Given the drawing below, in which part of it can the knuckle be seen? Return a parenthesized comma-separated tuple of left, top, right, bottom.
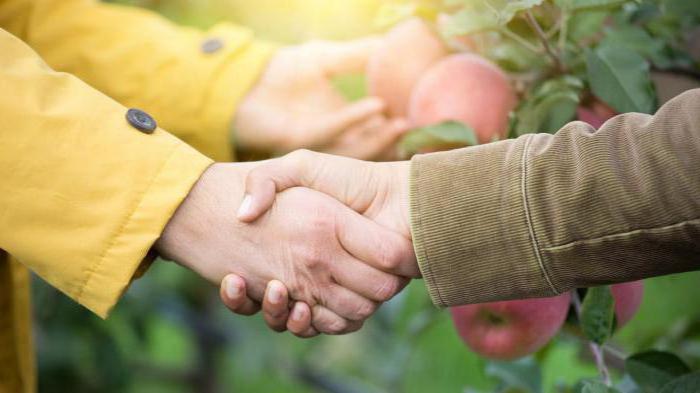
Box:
(379, 242, 405, 271)
(300, 247, 327, 272)
(288, 149, 312, 167)
(325, 319, 348, 335)
(374, 276, 401, 302)
(353, 300, 377, 321)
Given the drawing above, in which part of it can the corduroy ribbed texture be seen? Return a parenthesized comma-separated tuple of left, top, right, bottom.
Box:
(411, 89, 700, 307)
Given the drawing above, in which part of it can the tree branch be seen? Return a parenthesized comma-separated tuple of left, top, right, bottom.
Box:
(525, 10, 566, 73)
(571, 290, 612, 386)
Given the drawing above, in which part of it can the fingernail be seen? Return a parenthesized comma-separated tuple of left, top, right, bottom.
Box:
(268, 282, 283, 304)
(225, 276, 241, 299)
(237, 194, 253, 219)
(292, 305, 305, 321)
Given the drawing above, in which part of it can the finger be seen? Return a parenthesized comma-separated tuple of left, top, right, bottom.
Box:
(287, 302, 318, 338)
(237, 155, 309, 223)
(319, 36, 382, 76)
(327, 117, 411, 160)
(305, 97, 386, 147)
(331, 253, 406, 302)
(220, 274, 261, 316)
(311, 305, 363, 335)
(318, 283, 378, 322)
(336, 209, 420, 277)
(262, 280, 291, 332)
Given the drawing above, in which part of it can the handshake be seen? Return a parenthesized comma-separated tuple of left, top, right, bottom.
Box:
(155, 150, 418, 338)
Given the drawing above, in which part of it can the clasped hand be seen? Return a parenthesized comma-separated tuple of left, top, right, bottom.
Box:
(216, 151, 418, 337)
(156, 156, 417, 337)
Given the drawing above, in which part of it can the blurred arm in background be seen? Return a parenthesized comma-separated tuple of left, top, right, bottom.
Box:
(0, 0, 406, 161)
(225, 89, 700, 335)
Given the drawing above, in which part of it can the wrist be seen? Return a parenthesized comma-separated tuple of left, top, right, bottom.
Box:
(155, 163, 249, 278)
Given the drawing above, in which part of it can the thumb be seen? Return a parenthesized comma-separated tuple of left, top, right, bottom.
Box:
(302, 97, 385, 148)
(237, 152, 311, 223)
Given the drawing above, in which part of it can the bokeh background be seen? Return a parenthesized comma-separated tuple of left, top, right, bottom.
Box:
(33, 1, 700, 392)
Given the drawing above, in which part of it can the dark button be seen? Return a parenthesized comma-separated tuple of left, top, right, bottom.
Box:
(126, 108, 157, 134)
(201, 38, 224, 54)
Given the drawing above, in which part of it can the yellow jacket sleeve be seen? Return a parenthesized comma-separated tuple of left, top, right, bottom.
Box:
(0, 0, 276, 161)
(0, 28, 212, 318)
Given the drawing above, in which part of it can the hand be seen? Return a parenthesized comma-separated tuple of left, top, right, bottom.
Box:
(155, 163, 413, 334)
(232, 39, 409, 159)
(238, 150, 414, 248)
(220, 275, 320, 338)
(219, 150, 418, 337)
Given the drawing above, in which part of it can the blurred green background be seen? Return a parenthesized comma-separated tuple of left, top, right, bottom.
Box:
(33, 1, 700, 392)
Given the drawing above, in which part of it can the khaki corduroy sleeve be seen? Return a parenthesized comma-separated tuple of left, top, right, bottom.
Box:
(411, 89, 700, 307)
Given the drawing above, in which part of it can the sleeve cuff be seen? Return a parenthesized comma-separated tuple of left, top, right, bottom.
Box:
(76, 142, 212, 318)
(410, 136, 558, 307)
(196, 24, 279, 162)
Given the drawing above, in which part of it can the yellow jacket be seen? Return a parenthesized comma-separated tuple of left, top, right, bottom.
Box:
(0, 1, 274, 391)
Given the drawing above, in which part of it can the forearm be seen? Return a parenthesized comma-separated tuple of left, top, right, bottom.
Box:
(411, 89, 700, 307)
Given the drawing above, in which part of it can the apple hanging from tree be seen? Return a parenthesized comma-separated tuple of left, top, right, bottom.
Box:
(611, 280, 644, 329)
(450, 293, 571, 360)
(408, 53, 517, 144)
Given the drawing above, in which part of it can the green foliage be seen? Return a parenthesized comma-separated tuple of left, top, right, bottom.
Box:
(440, 0, 700, 137)
(585, 43, 656, 114)
(486, 358, 542, 393)
(576, 379, 621, 393)
(399, 120, 477, 155)
(581, 286, 616, 345)
(658, 372, 700, 393)
(565, 0, 629, 11)
(626, 350, 691, 392)
(514, 76, 583, 135)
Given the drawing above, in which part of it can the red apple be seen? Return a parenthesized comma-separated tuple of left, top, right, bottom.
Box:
(408, 53, 517, 144)
(611, 280, 644, 329)
(576, 99, 617, 129)
(367, 18, 448, 117)
(450, 293, 571, 360)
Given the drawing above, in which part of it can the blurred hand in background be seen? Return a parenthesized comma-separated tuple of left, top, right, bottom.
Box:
(232, 39, 409, 160)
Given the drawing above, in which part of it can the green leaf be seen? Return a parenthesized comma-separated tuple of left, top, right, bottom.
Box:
(501, 0, 545, 23)
(399, 121, 477, 155)
(659, 372, 700, 393)
(441, 0, 544, 36)
(568, 10, 608, 41)
(577, 380, 621, 393)
(586, 42, 656, 114)
(441, 6, 499, 36)
(571, 0, 628, 10)
(580, 285, 615, 344)
(514, 76, 582, 135)
(601, 26, 670, 68)
(486, 358, 542, 393)
(626, 351, 691, 393)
